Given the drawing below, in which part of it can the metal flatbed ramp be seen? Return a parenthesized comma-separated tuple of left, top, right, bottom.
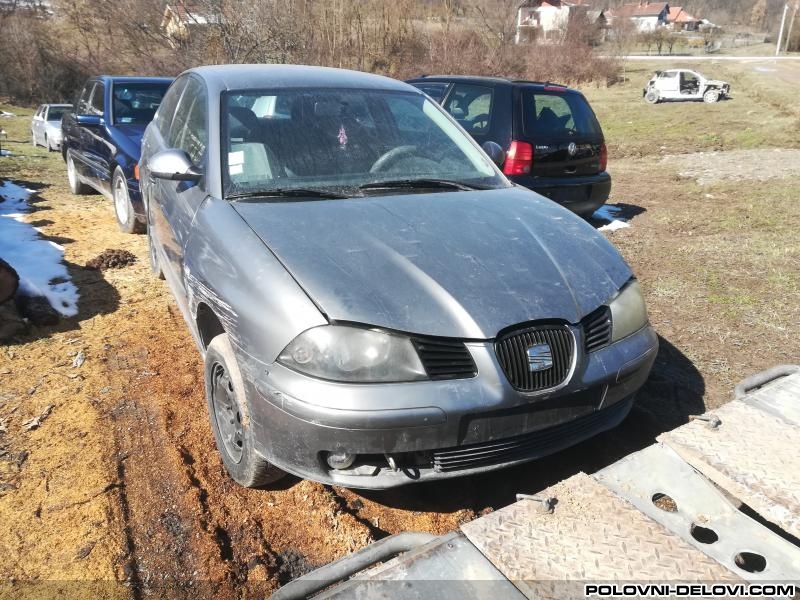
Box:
(597, 444, 800, 581)
(460, 473, 738, 599)
(272, 367, 800, 600)
(659, 371, 800, 541)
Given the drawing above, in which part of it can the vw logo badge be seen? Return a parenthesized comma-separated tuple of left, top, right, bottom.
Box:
(567, 142, 577, 156)
(526, 344, 553, 372)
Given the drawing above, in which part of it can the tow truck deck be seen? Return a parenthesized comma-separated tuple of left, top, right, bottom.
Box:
(274, 366, 800, 599)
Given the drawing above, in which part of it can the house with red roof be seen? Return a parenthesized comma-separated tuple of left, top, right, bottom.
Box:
(667, 6, 700, 31)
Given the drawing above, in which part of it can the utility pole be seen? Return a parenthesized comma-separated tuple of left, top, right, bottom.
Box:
(776, 3, 789, 56)
(784, 3, 799, 52)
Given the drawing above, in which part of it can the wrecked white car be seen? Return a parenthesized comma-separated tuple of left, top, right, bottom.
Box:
(643, 69, 730, 104)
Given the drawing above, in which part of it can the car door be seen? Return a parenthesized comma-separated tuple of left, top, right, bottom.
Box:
(84, 82, 114, 191)
(32, 105, 44, 145)
(657, 71, 679, 97)
(66, 81, 97, 179)
(152, 75, 209, 297)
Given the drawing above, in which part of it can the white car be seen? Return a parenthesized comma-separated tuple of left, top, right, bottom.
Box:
(31, 103, 71, 151)
(643, 70, 730, 104)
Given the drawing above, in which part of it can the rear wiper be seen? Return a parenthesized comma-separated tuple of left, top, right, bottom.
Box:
(228, 188, 350, 201)
(358, 178, 486, 192)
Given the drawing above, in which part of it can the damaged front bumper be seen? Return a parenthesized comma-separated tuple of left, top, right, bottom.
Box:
(244, 324, 658, 489)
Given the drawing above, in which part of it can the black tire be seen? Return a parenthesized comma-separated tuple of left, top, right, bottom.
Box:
(146, 206, 165, 280)
(112, 167, 145, 234)
(644, 90, 659, 104)
(66, 153, 91, 195)
(204, 333, 285, 488)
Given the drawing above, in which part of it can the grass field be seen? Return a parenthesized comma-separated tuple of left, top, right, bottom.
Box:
(583, 59, 800, 157)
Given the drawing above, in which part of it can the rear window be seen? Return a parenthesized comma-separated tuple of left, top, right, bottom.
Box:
(112, 82, 169, 125)
(522, 90, 601, 139)
(47, 107, 67, 121)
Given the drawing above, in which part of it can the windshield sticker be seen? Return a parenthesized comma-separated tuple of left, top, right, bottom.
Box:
(337, 125, 348, 147)
(229, 150, 244, 166)
(229, 164, 243, 176)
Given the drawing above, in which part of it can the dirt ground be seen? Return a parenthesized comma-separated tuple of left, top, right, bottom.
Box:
(0, 62, 798, 597)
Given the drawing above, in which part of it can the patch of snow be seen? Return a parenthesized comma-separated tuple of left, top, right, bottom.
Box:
(593, 204, 631, 232)
(0, 111, 15, 118)
(0, 149, 12, 157)
(0, 181, 79, 316)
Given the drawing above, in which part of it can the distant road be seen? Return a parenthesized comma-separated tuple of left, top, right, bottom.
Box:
(614, 55, 800, 61)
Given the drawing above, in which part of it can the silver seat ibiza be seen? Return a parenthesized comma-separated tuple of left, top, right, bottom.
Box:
(139, 65, 658, 489)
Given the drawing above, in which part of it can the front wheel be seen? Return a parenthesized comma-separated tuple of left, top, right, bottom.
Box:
(703, 89, 720, 103)
(204, 333, 286, 488)
(112, 167, 144, 234)
(31, 132, 37, 147)
(644, 90, 659, 104)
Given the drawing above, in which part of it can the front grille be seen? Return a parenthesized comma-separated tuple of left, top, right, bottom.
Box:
(412, 337, 477, 380)
(433, 399, 631, 472)
(583, 306, 612, 352)
(495, 326, 574, 392)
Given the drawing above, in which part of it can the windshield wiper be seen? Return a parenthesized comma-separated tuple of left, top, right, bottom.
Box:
(358, 178, 486, 192)
(227, 188, 350, 201)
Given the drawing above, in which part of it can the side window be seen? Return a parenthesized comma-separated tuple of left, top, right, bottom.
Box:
(89, 83, 105, 116)
(168, 77, 207, 165)
(35, 105, 44, 118)
(412, 82, 448, 103)
(154, 77, 187, 137)
(77, 84, 94, 114)
(443, 84, 493, 135)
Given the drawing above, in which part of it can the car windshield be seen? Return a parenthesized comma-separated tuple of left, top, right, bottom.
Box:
(222, 89, 507, 198)
(112, 83, 169, 125)
(47, 107, 68, 121)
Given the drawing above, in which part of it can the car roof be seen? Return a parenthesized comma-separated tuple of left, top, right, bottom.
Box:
(93, 76, 174, 85)
(187, 64, 417, 95)
(407, 75, 576, 92)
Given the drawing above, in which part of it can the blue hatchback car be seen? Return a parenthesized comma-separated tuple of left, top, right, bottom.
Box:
(62, 75, 173, 233)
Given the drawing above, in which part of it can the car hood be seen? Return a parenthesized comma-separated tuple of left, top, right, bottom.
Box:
(233, 188, 632, 339)
(108, 124, 147, 161)
(706, 79, 729, 86)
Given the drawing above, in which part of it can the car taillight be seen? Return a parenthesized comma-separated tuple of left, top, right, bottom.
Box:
(599, 143, 608, 172)
(502, 140, 533, 176)
(134, 164, 140, 181)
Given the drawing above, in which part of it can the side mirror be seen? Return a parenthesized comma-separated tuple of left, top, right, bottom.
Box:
(482, 141, 506, 168)
(148, 149, 202, 182)
(76, 114, 102, 127)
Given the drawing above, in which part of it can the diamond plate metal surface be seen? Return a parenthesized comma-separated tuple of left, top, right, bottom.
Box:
(740, 371, 800, 426)
(460, 473, 737, 599)
(660, 400, 800, 541)
(597, 444, 800, 581)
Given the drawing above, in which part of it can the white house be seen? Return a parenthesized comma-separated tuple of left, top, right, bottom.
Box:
(608, 2, 671, 32)
(515, 0, 592, 43)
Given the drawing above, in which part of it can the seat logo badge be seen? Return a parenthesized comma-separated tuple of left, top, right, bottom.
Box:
(527, 344, 553, 372)
(567, 142, 577, 156)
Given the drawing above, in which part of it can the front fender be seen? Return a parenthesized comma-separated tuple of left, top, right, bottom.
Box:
(182, 197, 327, 368)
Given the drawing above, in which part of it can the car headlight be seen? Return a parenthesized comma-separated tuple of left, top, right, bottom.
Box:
(609, 280, 649, 343)
(278, 325, 427, 383)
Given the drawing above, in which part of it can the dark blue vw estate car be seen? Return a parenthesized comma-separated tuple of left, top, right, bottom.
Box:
(62, 76, 173, 233)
